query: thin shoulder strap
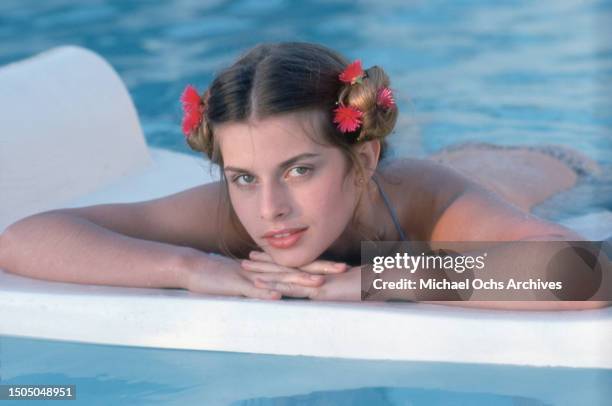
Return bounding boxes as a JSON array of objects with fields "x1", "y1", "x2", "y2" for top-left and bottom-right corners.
[{"x1": 372, "y1": 175, "x2": 407, "y2": 241}]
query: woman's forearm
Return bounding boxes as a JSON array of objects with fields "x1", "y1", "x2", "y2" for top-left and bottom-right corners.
[{"x1": 0, "y1": 212, "x2": 198, "y2": 289}]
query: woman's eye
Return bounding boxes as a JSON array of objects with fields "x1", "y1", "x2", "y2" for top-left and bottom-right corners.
[
  {"x1": 234, "y1": 174, "x2": 255, "y2": 185},
  {"x1": 289, "y1": 166, "x2": 312, "y2": 177}
]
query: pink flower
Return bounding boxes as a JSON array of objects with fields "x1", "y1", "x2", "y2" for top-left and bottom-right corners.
[
  {"x1": 333, "y1": 105, "x2": 363, "y2": 133},
  {"x1": 339, "y1": 60, "x2": 365, "y2": 85},
  {"x1": 180, "y1": 84, "x2": 204, "y2": 137},
  {"x1": 376, "y1": 87, "x2": 395, "y2": 110}
]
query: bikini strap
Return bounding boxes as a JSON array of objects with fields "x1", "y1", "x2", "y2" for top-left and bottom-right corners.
[{"x1": 372, "y1": 175, "x2": 408, "y2": 241}]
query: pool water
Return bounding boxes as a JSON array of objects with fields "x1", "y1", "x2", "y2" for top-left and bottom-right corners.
[
  {"x1": 2, "y1": 336, "x2": 611, "y2": 406},
  {"x1": 1, "y1": 1, "x2": 611, "y2": 405}
]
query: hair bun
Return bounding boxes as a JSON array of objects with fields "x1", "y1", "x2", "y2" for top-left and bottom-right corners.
[
  {"x1": 340, "y1": 65, "x2": 398, "y2": 143},
  {"x1": 186, "y1": 119, "x2": 213, "y2": 155},
  {"x1": 185, "y1": 89, "x2": 214, "y2": 155}
]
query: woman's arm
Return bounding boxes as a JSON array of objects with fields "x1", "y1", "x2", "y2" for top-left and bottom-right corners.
[
  {"x1": 0, "y1": 181, "x2": 290, "y2": 299},
  {"x1": 0, "y1": 211, "x2": 283, "y2": 299},
  {"x1": 0, "y1": 210, "x2": 195, "y2": 288},
  {"x1": 0, "y1": 182, "x2": 237, "y2": 287}
]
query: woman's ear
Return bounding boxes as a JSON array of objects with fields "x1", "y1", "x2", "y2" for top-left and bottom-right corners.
[{"x1": 356, "y1": 140, "x2": 382, "y2": 176}]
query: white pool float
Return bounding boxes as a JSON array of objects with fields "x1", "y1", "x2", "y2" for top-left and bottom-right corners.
[{"x1": 1, "y1": 47, "x2": 611, "y2": 381}]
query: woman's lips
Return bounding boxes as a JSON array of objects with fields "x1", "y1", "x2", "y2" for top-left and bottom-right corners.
[{"x1": 264, "y1": 228, "x2": 308, "y2": 249}]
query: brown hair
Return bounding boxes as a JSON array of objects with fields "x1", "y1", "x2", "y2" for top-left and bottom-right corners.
[{"x1": 185, "y1": 42, "x2": 399, "y2": 258}]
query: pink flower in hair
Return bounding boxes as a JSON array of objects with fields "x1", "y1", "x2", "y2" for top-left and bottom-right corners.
[
  {"x1": 339, "y1": 60, "x2": 365, "y2": 85},
  {"x1": 333, "y1": 105, "x2": 363, "y2": 133},
  {"x1": 376, "y1": 87, "x2": 395, "y2": 110},
  {"x1": 180, "y1": 84, "x2": 205, "y2": 137}
]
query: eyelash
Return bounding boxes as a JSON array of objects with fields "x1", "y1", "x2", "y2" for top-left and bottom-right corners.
[{"x1": 231, "y1": 166, "x2": 313, "y2": 187}]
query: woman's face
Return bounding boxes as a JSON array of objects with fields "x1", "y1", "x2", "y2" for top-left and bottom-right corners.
[{"x1": 216, "y1": 110, "x2": 360, "y2": 267}]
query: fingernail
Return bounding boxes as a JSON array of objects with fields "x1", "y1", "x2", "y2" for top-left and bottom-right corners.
[{"x1": 334, "y1": 263, "x2": 347, "y2": 270}]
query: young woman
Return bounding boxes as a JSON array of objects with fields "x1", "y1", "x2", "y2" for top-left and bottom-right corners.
[{"x1": 0, "y1": 42, "x2": 607, "y2": 310}]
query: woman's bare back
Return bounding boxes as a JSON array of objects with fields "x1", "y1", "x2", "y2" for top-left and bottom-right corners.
[{"x1": 426, "y1": 142, "x2": 602, "y2": 212}]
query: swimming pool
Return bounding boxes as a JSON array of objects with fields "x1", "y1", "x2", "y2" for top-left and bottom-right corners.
[
  {"x1": 2, "y1": 335, "x2": 611, "y2": 405},
  {"x1": 1, "y1": 0, "x2": 611, "y2": 405}
]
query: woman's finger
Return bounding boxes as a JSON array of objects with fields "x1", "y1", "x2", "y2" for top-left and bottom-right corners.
[
  {"x1": 253, "y1": 279, "x2": 320, "y2": 299},
  {"x1": 249, "y1": 250, "x2": 274, "y2": 262},
  {"x1": 241, "y1": 260, "x2": 325, "y2": 286},
  {"x1": 298, "y1": 260, "x2": 348, "y2": 274},
  {"x1": 239, "y1": 267, "x2": 325, "y2": 287},
  {"x1": 241, "y1": 259, "x2": 299, "y2": 274},
  {"x1": 248, "y1": 250, "x2": 347, "y2": 275},
  {"x1": 247, "y1": 270, "x2": 325, "y2": 287},
  {"x1": 241, "y1": 284, "x2": 282, "y2": 300}
]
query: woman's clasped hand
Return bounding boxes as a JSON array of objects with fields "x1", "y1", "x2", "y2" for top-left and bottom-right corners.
[{"x1": 240, "y1": 250, "x2": 362, "y2": 301}]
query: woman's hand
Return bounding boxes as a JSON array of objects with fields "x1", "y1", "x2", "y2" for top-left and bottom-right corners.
[
  {"x1": 244, "y1": 250, "x2": 349, "y2": 275},
  {"x1": 184, "y1": 252, "x2": 283, "y2": 300},
  {"x1": 254, "y1": 265, "x2": 362, "y2": 301},
  {"x1": 241, "y1": 250, "x2": 347, "y2": 298},
  {"x1": 308, "y1": 266, "x2": 362, "y2": 301},
  {"x1": 241, "y1": 250, "x2": 360, "y2": 301}
]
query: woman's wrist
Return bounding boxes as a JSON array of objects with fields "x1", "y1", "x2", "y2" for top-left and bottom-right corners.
[
  {"x1": 174, "y1": 247, "x2": 233, "y2": 290},
  {"x1": 173, "y1": 247, "x2": 208, "y2": 290}
]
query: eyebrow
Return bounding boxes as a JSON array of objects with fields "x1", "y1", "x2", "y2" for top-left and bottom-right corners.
[{"x1": 224, "y1": 152, "x2": 321, "y2": 174}]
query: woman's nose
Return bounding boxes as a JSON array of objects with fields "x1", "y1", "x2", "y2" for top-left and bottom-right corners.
[{"x1": 259, "y1": 181, "x2": 291, "y2": 221}]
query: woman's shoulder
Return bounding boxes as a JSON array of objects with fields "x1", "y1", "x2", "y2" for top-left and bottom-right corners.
[
  {"x1": 378, "y1": 157, "x2": 472, "y2": 240},
  {"x1": 379, "y1": 156, "x2": 473, "y2": 194}
]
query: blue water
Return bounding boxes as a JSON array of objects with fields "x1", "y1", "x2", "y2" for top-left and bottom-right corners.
[
  {"x1": 1, "y1": 0, "x2": 612, "y2": 404},
  {"x1": 2, "y1": 336, "x2": 611, "y2": 405}
]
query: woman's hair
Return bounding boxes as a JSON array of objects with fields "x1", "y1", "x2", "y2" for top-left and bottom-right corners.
[{"x1": 185, "y1": 42, "x2": 399, "y2": 258}]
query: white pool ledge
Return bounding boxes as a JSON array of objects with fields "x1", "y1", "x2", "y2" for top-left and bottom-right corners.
[{"x1": 1, "y1": 269, "x2": 611, "y2": 370}]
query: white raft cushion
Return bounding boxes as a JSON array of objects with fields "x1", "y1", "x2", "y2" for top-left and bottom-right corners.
[
  {"x1": 0, "y1": 45, "x2": 151, "y2": 232},
  {"x1": 1, "y1": 47, "x2": 611, "y2": 369}
]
